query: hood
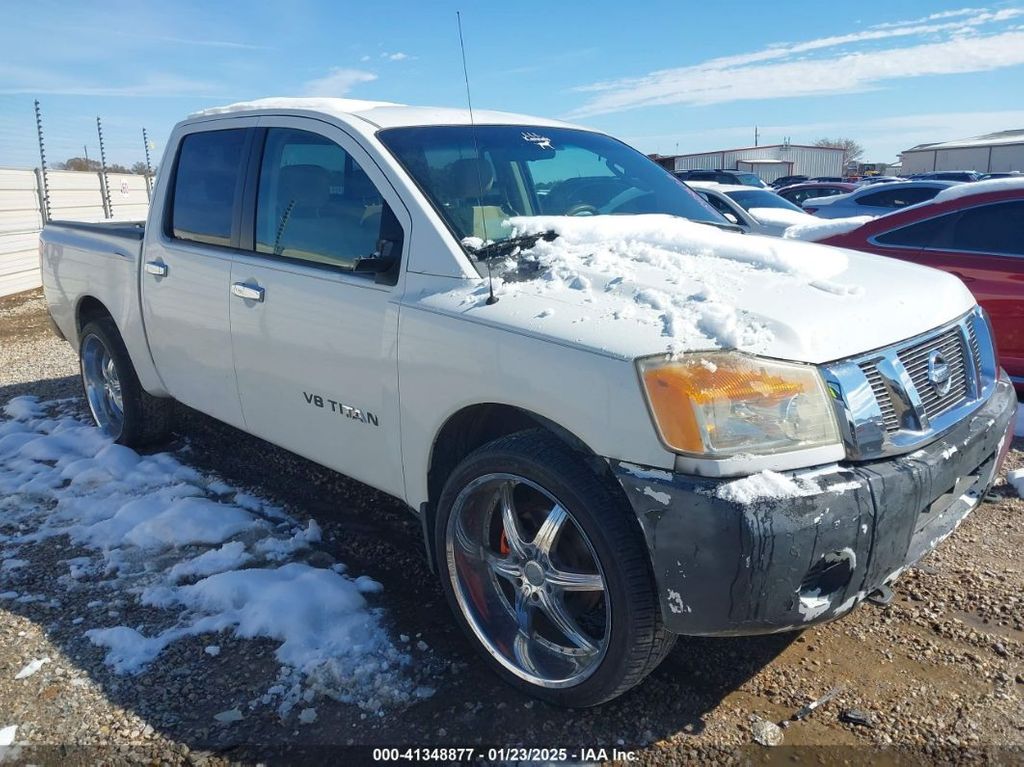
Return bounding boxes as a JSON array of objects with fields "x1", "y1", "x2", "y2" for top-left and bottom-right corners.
[{"x1": 413, "y1": 215, "x2": 976, "y2": 365}]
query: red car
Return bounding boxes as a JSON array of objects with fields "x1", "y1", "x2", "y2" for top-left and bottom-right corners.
[
  {"x1": 776, "y1": 181, "x2": 857, "y2": 207},
  {"x1": 821, "y1": 183, "x2": 1024, "y2": 395}
]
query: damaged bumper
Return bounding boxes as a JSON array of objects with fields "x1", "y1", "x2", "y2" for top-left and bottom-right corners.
[{"x1": 612, "y1": 375, "x2": 1018, "y2": 636}]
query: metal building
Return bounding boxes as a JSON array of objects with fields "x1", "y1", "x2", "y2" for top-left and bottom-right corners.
[
  {"x1": 653, "y1": 143, "x2": 845, "y2": 182},
  {"x1": 900, "y1": 129, "x2": 1024, "y2": 174}
]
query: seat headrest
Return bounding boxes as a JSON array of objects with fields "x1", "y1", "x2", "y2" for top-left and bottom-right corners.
[
  {"x1": 449, "y1": 157, "x2": 495, "y2": 199},
  {"x1": 278, "y1": 164, "x2": 330, "y2": 209}
]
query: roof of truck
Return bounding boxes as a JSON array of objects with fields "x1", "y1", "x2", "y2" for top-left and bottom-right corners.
[{"x1": 190, "y1": 97, "x2": 580, "y2": 130}]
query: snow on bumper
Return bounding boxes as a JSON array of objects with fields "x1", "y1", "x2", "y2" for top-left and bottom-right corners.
[{"x1": 612, "y1": 376, "x2": 1017, "y2": 636}]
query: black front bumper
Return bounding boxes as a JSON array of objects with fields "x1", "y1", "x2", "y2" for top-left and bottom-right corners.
[{"x1": 613, "y1": 377, "x2": 1018, "y2": 636}]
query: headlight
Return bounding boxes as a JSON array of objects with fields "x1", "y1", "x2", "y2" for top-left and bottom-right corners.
[{"x1": 637, "y1": 352, "x2": 840, "y2": 458}]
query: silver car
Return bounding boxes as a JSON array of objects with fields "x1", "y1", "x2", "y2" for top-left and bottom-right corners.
[{"x1": 802, "y1": 180, "x2": 958, "y2": 219}]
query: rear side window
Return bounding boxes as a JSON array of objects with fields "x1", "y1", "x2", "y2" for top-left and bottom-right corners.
[
  {"x1": 948, "y1": 201, "x2": 1024, "y2": 255},
  {"x1": 171, "y1": 129, "x2": 248, "y2": 247},
  {"x1": 874, "y1": 214, "x2": 952, "y2": 247},
  {"x1": 858, "y1": 187, "x2": 939, "y2": 208},
  {"x1": 254, "y1": 128, "x2": 395, "y2": 271}
]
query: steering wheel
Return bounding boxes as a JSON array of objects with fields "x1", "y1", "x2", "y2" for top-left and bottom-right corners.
[{"x1": 564, "y1": 203, "x2": 600, "y2": 217}]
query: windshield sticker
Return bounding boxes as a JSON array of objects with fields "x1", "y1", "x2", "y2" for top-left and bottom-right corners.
[{"x1": 522, "y1": 131, "x2": 553, "y2": 150}]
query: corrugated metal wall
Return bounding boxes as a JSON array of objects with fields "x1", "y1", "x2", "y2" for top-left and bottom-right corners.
[
  {"x1": 899, "y1": 143, "x2": 1024, "y2": 174},
  {"x1": 672, "y1": 145, "x2": 844, "y2": 178},
  {"x1": 0, "y1": 168, "x2": 150, "y2": 298},
  {"x1": 0, "y1": 169, "x2": 44, "y2": 297}
]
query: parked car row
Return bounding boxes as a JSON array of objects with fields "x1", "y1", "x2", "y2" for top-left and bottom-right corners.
[{"x1": 792, "y1": 178, "x2": 1024, "y2": 394}]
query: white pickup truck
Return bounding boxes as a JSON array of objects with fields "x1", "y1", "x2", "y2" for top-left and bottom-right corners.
[{"x1": 40, "y1": 98, "x2": 1017, "y2": 707}]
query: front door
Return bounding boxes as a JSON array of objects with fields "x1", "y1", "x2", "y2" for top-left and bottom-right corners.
[{"x1": 228, "y1": 119, "x2": 410, "y2": 497}]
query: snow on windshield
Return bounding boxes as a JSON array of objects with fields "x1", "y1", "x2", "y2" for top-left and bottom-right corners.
[
  {"x1": 0, "y1": 397, "x2": 432, "y2": 718},
  {"x1": 464, "y1": 214, "x2": 855, "y2": 354}
]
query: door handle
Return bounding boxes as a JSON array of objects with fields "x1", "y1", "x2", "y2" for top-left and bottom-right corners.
[
  {"x1": 231, "y1": 282, "x2": 265, "y2": 302},
  {"x1": 144, "y1": 261, "x2": 168, "y2": 277}
]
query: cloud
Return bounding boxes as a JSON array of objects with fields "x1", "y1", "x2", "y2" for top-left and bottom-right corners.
[
  {"x1": 381, "y1": 52, "x2": 413, "y2": 61},
  {"x1": 568, "y1": 7, "x2": 1024, "y2": 117},
  {"x1": 302, "y1": 68, "x2": 378, "y2": 97}
]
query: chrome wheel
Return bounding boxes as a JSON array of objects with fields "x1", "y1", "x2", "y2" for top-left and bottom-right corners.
[
  {"x1": 81, "y1": 334, "x2": 124, "y2": 437},
  {"x1": 446, "y1": 473, "x2": 610, "y2": 688}
]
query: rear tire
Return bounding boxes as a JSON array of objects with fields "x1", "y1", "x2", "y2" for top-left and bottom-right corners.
[
  {"x1": 79, "y1": 317, "x2": 173, "y2": 446},
  {"x1": 435, "y1": 429, "x2": 674, "y2": 707}
]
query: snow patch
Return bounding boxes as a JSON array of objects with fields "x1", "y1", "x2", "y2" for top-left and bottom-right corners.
[
  {"x1": 0, "y1": 397, "x2": 425, "y2": 716},
  {"x1": 642, "y1": 487, "x2": 672, "y2": 506},
  {"x1": 0, "y1": 725, "x2": 16, "y2": 746},
  {"x1": 798, "y1": 591, "x2": 832, "y2": 621},
  {"x1": 715, "y1": 470, "x2": 820, "y2": 504},
  {"x1": 1008, "y1": 469, "x2": 1024, "y2": 499},
  {"x1": 619, "y1": 462, "x2": 674, "y2": 482},
  {"x1": 930, "y1": 176, "x2": 1024, "y2": 204},
  {"x1": 783, "y1": 216, "x2": 875, "y2": 242},
  {"x1": 14, "y1": 657, "x2": 49, "y2": 679}
]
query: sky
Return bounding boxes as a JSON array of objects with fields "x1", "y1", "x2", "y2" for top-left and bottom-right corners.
[{"x1": 1, "y1": 0, "x2": 1023, "y2": 169}]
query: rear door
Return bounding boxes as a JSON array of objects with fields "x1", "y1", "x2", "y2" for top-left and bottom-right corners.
[
  {"x1": 228, "y1": 118, "x2": 411, "y2": 497},
  {"x1": 141, "y1": 121, "x2": 254, "y2": 428}
]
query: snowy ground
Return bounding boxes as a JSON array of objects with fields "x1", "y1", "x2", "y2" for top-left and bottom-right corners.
[{"x1": 0, "y1": 396, "x2": 431, "y2": 727}]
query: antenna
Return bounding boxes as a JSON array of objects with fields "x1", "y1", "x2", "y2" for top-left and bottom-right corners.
[{"x1": 457, "y1": 10, "x2": 498, "y2": 305}]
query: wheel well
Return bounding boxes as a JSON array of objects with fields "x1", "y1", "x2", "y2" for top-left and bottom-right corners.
[
  {"x1": 422, "y1": 403, "x2": 604, "y2": 571},
  {"x1": 76, "y1": 296, "x2": 112, "y2": 335}
]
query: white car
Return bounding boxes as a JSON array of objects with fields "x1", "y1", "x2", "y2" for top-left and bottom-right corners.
[
  {"x1": 802, "y1": 180, "x2": 959, "y2": 218},
  {"x1": 685, "y1": 181, "x2": 820, "y2": 236},
  {"x1": 39, "y1": 98, "x2": 1017, "y2": 707}
]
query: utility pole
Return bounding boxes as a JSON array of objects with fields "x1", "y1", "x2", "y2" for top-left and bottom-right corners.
[
  {"x1": 754, "y1": 126, "x2": 759, "y2": 147},
  {"x1": 84, "y1": 145, "x2": 89, "y2": 163}
]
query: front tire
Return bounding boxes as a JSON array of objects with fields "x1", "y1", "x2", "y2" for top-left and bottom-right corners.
[
  {"x1": 435, "y1": 429, "x2": 674, "y2": 707},
  {"x1": 79, "y1": 317, "x2": 173, "y2": 446}
]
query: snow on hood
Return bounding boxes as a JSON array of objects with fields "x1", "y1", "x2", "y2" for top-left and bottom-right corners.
[
  {"x1": 417, "y1": 214, "x2": 976, "y2": 365},
  {"x1": 783, "y1": 216, "x2": 875, "y2": 242}
]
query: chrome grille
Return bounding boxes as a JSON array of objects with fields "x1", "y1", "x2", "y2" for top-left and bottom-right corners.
[
  {"x1": 859, "y1": 361, "x2": 899, "y2": 432},
  {"x1": 821, "y1": 307, "x2": 998, "y2": 461},
  {"x1": 896, "y1": 327, "x2": 969, "y2": 420}
]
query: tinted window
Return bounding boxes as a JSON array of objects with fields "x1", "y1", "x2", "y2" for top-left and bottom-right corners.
[
  {"x1": 171, "y1": 129, "x2": 247, "y2": 246},
  {"x1": 784, "y1": 187, "x2": 844, "y2": 205},
  {"x1": 726, "y1": 189, "x2": 803, "y2": 212},
  {"x1": 874, "y1": 214, "x2": 952, "y2": 247},
  {"x1": 857, "y1": 187, "x2": 940, "y2": 208},
  {"x1": 698, "y1": 191, "x2": 742, "y2": 223},
  {"x1": 949, "y1": 201, "x2": 1024, "y2": 255},
  {"x1": 255, "y1": 128, "x2": 391, "y2": 270}
]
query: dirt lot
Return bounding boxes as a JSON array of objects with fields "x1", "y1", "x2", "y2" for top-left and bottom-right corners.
[{"x1": 1, "y1": 288, "x2": 1022, "y2": 765}]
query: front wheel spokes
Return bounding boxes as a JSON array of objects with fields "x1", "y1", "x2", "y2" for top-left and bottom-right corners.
[
  {"x1": 498, "y1": 482, "x2": 530, "y2": 559},
  {"x1": 537, "y1": 589, "x2": 599, "y2": 655},
  {"x1": 532, "y1": 504, "x2": 567, "y2": 556},
  {"x1": 484, "y1": 550, "x2": 522, "y2": 583},
  {"x1": 545, "y1": 567, "x2": 604, "y2": 592}
]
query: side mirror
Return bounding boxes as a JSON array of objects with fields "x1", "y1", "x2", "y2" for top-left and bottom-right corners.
[
  {"x1": 353, "y1": 238, "x2": 399, "y2": 274},
  {"x1": 724, "y1": 212, "x2": 740, "y2": 225}
]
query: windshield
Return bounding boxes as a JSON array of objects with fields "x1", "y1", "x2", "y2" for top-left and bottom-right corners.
[
  {"x1": 378, "y1": 125, "x2": 726, "y2": 246},
  {"x1": 725, "y1": 189, "x2": 804, "y2": 212},
  {"x1": 735, "y1": 173, "x2": 767, "y2": 188}
]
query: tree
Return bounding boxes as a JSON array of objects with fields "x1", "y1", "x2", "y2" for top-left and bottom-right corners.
[
  {"x1": 130, "y1": 161, "x2": 150, "y2": 176},
  {"x1": 813, "y1": 137, "x2": 865, "y2": 166},
  {"x1": 56, "y1": 157, "x2": 100, "y2": 172}
]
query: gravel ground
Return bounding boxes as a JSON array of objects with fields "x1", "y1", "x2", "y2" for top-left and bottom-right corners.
[{"x1": 1, "y1": 288, "x2": 1022, "y2": 765}]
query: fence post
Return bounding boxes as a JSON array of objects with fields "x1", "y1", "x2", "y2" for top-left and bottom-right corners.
[
  {"x1": 142, "y1": 127, "x2": 154, "y2": 200},
  {"x1": 33, "y1": 100, "x2": 51, "y2": 223},
  {"x1": 96, "y1": 116, "x2": 112, "y2": 219}
]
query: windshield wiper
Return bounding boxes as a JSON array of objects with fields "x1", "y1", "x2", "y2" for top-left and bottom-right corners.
[{"x1": 464, "y1": 230, "x2": 558, "y2": 261}]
